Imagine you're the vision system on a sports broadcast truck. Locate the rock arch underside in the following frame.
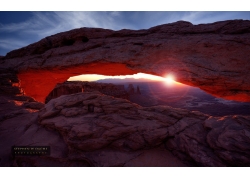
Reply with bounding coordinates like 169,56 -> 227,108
1,20 -> 250,167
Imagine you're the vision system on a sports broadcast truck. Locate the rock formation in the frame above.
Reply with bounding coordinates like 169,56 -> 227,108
136,86 -> 141,95
1,20 -> 250,102
0,71 -> 186,167
30,92 -> 250,166
1,69 -> 250,166
0,69 -> 44,121
127,84 -> 141,95
45,81 -> 129,103
127,84 -> 135,94
1,20 -> 250,167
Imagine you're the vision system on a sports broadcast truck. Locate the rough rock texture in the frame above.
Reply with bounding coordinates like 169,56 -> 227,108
0,94 -> 78,167
1,20 -> 250,167
45,81 -> 129,103
0,98 -> 186,167
0,69 -> 44,112
0,71 -> 186,167
166,115 -> 250,166
0,69 -> 23,96
1,20 -> 250,102
0,70 -> 68,166
1,76 -> 250,167
38,92 -> 250,166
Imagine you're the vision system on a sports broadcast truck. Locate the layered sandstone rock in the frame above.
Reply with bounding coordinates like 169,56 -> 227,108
0,69 -> 22,96
1,20 -> 250,102
0,69 -> 44,111
38,92 -> 250,166
1,82 -> 250,167
1,20 -> 250,167
0,70 -> 185,167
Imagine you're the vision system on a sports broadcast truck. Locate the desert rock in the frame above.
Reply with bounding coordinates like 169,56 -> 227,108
1,20 -> 250,167
0,20 -> 250,102
38,92 -> 250,166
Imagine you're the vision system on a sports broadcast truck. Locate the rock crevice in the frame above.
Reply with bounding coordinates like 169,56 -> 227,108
37,92 -> 250,166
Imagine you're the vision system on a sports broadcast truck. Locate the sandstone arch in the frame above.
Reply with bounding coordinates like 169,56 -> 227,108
1,20 -> 250,102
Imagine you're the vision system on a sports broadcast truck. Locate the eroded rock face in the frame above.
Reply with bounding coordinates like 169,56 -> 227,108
0,69 -> 22,96
1,20 -> 250,167
38,92 -> 250,166
1,78 -> 250,167
1,20 -> 250,102
0,69 -> 186,167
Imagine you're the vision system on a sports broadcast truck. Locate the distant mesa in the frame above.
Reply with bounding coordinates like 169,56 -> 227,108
96,78 -> 156,84
45,81 -> 130,103
136,86 -> 141,94
127,84 -> 135,94
127,84 -> 141,95
45,80 -> 144,104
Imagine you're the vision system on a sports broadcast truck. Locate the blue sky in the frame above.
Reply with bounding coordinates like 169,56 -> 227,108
0,11 -> 250,56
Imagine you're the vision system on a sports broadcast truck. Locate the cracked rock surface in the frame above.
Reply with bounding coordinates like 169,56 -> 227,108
38,92 -> 250,166
0,70 -> 186,166
1,75 -> 250,166
1,20 -> 250,102
1,20 -> 250,167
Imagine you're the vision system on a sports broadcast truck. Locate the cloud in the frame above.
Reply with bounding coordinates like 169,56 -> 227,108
0,11 -> 249,55
148,11 -> 250,26
0,12 -> 125,39
1,11 -> 249,37
0,12 -> 126,55
0,38 -> 29,51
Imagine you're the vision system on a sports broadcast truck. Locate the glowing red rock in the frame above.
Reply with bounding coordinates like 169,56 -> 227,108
1,20 -> 250,102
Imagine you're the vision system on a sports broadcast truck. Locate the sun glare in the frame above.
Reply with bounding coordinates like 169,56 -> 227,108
165,75 -> 175,85
67,72 -> 182,85
68,73 -> 166,82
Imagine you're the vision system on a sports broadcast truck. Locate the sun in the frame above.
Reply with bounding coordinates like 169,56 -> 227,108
165,75 -> 175,85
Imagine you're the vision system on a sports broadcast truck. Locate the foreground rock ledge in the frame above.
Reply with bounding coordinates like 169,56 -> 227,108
1,20 -> 250,102
1,69 -> 250,167
38,92 -> 250,166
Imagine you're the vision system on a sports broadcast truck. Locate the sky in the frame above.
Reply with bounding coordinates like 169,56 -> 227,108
0,11 -> 250,82
0,11 -> 250,56
68,73 -> 176,82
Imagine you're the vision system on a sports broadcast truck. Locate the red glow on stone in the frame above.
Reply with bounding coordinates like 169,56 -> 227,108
18,63 -> 138,102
